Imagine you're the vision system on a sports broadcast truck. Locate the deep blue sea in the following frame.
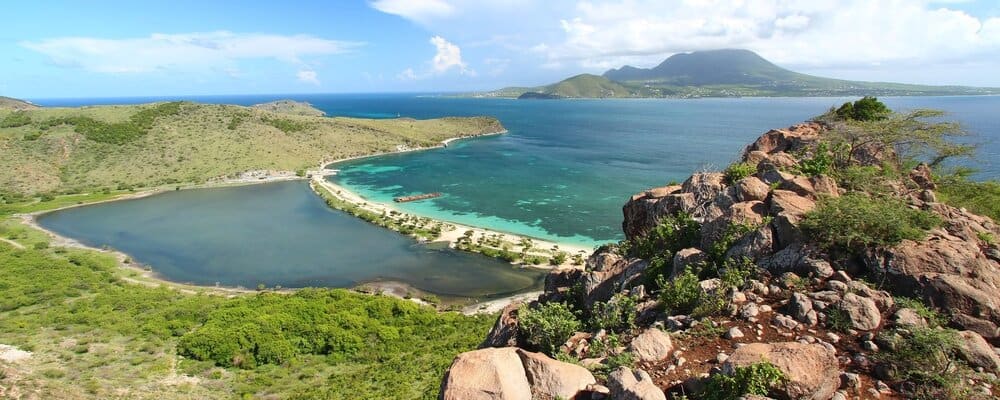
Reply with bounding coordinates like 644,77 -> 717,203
35,94 -> 1000,246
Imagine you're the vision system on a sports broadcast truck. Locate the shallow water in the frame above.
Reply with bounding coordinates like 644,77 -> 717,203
36,181 -> 545,297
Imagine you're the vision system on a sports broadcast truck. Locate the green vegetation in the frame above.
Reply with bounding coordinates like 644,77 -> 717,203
588,292 -> 638,333
875,327 -> 982,399
0,101 -> 503,196
835,96 -> 891,121
700,362 -> 786,400
723,162 -> 756,184
517,74 -> 639,99
0,111 -> 32,128
796,142 -> 835,176
801,193 -> 940,252
0,228 -> 493,399
656,266 -> 702,315
894,297 -> 947,327
518,302 -> 581,355
936,173 -> 1000,221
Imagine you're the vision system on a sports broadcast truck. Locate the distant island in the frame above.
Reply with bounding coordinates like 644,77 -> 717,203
468,49 -> 1000,99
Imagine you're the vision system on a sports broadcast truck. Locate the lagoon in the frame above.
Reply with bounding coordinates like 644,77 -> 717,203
36,181 -> 545,298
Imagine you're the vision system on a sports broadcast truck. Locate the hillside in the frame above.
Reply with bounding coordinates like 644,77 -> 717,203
250,100 -> 325,116
0,101 -> 503,197
0,96 -> 39,111
476,49 -> 999,98
517,74 -> 641,99
440,101 -> 1000,399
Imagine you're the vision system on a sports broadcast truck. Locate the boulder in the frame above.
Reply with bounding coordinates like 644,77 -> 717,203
580,256 -> 650,307
630,328 -> 674,363
440,347 -> 532,400
672,248 -> 708,278
517,349 -> 597,399
909,164 -> 936,190
769,190 -> 816,217
724,226 -> 775,263
541,267 -> 584,303
682,172 -> 727,207
838,293 -> 881,331
952,313 -> 1000,339
779,176 -> 816,198
790,292 -> 815,324
737,176 -> 771,202
724,342 -> 839,400
607,367 -> 666,400
810,175 -> 840,198
892,308 -> 927,328
956,331 -> 1000,372
744,123 -> 822,155
480,303 -> 522,348
768,152 -> 800,169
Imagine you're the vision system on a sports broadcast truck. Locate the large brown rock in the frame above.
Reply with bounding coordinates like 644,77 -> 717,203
480,303 -> 522,348
672,248 -> 708,278
737,176 -> 772,202
769,190 -> 816,217
607,367 -> 666,400
517,349 -> 597,399
725,226 -> 775,263
779,176 -> 816,198
630,328 -> 674,363
744,123 -> 822,155
579,254 -> 649,307
439,347 -> 531,400
810,175 -> 840,198
682,172 -> 727,207
838,293 -> 882,331
724,342 -> 839,400
956,331 -> 1000,372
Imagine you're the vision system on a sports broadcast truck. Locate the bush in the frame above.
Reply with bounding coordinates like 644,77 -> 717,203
656,266 -> 702,315
518,302 -> 581,355
875,327 -> 963,395
797,143 -> 834,176
724,162 -> 756,184
0,111 -> 32,128
894,297 -> 946,327
700,362 -> 786,400
589,293 -> 637,332
801,193 -> 940,252
835,96 -> 890,121
549,251 -> 568,265
623,212 -> 700,261
936,175 -> 1000,221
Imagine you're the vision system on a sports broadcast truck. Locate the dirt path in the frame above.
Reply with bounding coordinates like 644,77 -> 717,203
0,237 -> 25,249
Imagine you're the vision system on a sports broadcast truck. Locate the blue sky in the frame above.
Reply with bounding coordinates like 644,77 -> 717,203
3,0 -> 999,98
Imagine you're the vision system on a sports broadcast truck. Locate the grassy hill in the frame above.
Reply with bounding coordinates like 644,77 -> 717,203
0,101 -> 503,197
250,100 -> 326,116
477,49 -> 999,98
517,74 -> 641,99
0,96 -> 39,111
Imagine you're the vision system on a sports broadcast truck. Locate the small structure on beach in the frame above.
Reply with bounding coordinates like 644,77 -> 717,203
394,193 -> 441,203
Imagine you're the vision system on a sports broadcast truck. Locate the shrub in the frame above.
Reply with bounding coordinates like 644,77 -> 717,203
875,327 -> 962,394
0,111 -> 32,128
707,220 -> 763,264
797,143 -> 834,176
518,302 -> 581,355
825,308 -> 851,332
700,362 -> 786,400
624,212 -> 700,261
894,297 -> 946,327
550,251 -> 568,265
724,162 -> 756,185
835,96 -> 890,122
656,266 -> 702,315
936,175 -> 1000,221
801,193 -> 940,252
589,293 -> 637,332
719,257 -> 756,290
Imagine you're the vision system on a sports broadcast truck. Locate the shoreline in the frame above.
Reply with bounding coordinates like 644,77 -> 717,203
8,128 -> 585,313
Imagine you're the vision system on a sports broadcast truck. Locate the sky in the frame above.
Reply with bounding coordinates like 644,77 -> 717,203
2,0 -> 999,98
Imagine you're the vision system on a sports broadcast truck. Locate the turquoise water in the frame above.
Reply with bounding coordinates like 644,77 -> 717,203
36,181 -> 545,297
320,96 -> 1000,246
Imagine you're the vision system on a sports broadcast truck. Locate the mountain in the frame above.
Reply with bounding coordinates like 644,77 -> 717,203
603,49 -> 804,85
0,96 -> 40,110
474,49 -> 999,99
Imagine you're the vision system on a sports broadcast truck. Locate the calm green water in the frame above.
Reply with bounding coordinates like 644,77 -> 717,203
36,181 -> 544,297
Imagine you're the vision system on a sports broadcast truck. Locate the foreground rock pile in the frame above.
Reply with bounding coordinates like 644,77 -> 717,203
439,122 -> 1000,399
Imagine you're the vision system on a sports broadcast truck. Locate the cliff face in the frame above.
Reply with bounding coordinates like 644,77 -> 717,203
439,121 -> 1000,400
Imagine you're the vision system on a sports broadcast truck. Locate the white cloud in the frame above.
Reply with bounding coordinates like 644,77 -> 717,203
297,69 -> 320,85
21,31 -> 362,79
370,0 -> 455,25
397,67 -> 421,80
430,35 -> 472,74
535,0 -> 1000,72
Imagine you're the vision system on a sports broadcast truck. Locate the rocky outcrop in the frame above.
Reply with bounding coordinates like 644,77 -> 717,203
724,342 -> 840,400
452,120 -> 1000,399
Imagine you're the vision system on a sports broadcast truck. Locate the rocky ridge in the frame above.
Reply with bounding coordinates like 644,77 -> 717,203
439,120 -> 1000,399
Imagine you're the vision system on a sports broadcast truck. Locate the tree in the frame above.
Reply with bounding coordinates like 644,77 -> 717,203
828,109 -> 972,168
835,96 -> 890,122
